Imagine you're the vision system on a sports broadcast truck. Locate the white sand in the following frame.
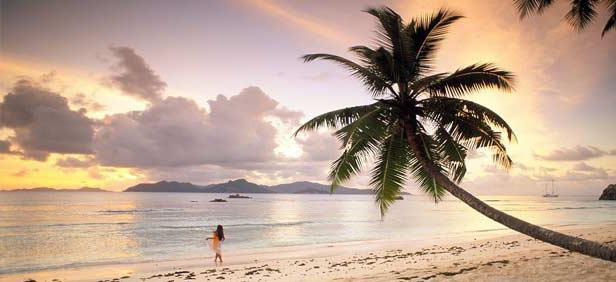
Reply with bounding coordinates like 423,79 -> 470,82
3,224 -> 615,282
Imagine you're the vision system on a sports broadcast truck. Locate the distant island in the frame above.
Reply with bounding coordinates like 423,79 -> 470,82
0,179 -> 412,195
2,187 -> 111,192
124,179 -> 411,195
599,184 -> 616,200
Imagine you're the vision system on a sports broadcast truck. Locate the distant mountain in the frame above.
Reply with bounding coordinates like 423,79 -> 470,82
270,181 -> 367,194
270,181 -> 410,195
202,179 -> 273,193
124,179 -> 273,193
124,179 -> 409,195
124,181 -> 203,192
3,187 -> 110,192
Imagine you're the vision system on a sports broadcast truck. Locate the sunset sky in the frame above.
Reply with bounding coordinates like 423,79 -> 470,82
1,0 -> 614,195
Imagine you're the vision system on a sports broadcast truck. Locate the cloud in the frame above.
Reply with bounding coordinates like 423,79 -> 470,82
70,93 -> 106,112
302,72 -> 332,81
11,169 -> 29,177
270,107 -> 303,124
94,86 -> 294,168
142,165 -> 252,185
298,132 -> 339,162
0,140 -> 12,153
563,162 -> 610,181
87,167 -> 104,179
2,46 -> 332,186
571,162 -> 595,172
534,145 -> 614,161
0,79 -> 94,160
139,159 -> 334,187
460,160 -> 616,196
56,156 -> 96,168
107,46 -> 166,102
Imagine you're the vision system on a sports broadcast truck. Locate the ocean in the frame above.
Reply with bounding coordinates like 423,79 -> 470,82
1,192 -> 614,275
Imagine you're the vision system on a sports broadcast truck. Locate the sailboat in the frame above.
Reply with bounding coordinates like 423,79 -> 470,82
542,180 -> 559,198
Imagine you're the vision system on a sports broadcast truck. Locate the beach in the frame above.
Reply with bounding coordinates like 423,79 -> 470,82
4,223 -> 615,282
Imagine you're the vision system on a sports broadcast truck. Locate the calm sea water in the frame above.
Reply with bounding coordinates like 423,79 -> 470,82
0,192 -> 614,274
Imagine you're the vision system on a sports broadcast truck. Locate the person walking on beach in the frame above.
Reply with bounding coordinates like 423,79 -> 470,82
206,225 -> 225,263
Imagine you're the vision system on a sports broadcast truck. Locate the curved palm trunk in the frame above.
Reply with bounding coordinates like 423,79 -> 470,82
404,125 -> 616,262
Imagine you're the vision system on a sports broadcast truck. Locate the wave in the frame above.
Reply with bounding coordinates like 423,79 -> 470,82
98,208 -> 183,214
547,206 -> 611,210
0,256 -> 156,275
471,228 -> 507,233
159,220 -> 316,230
500,205 -> 614,212
0,222 -> 131,229
158,219 -> 380,230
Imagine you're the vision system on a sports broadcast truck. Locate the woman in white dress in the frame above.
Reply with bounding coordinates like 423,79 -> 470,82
206,225 -> 225,263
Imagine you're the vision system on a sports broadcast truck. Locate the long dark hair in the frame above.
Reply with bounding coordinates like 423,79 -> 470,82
215,225 -> 224,241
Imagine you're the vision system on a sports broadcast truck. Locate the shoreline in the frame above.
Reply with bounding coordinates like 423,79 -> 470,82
3,223 -> 615,282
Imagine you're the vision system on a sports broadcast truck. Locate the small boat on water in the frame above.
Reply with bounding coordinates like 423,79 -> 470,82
542,180 -> 559,198
210,198 -> 227,202
229,194 -> 251,199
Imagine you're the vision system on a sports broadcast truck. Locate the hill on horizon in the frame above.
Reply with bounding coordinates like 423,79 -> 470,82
2,187 -> 111,192
123,179 -> 411,195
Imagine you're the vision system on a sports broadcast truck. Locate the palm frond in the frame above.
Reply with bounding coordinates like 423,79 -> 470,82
329,141 -> 373,193
330,114 -> 391,191
408,72 -> 447,95
373,47 -> 397,83
421,108 -> 512,170
370,128 -> 410,216
334,106 -> 386,147
426,64 -> 515,98
407,9 -> 464,77
514,0 -> 555,18
349,45 -> 378,65
364,6 -> 411,82
602,0 -> 616,37
565,0 -> 599,31
408,129 -> 448,202
451,117 -> 513,170
294,104 -> 379,136
363,7 -> 400,50
302,53 -> 392,96
420,97 -> 517,142
349,46 -> 400,87
434,127 -> 467,183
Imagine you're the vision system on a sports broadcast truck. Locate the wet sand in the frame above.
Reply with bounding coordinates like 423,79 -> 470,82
4,224 -> 615,282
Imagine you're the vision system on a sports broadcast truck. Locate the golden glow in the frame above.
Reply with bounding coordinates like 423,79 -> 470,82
246,0 -> 353,44
0,154 -> 140,190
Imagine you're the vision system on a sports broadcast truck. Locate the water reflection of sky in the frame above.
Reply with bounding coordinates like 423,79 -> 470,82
0,192 -> 140,274
1,192 -> 615,274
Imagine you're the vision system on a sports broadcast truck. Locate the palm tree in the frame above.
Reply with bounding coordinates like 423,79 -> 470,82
295,7 -> 616,261
514,0 -> 616,37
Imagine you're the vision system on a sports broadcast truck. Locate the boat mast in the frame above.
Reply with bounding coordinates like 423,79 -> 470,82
551,179 -> 555,195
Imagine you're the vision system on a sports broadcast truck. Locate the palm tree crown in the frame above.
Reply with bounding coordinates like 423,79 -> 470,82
295,7 -> 516,215
296,6 -> 616,262
515,0 -> 616,37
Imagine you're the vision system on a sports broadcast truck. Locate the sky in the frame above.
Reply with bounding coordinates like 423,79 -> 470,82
0,0 -> 614,195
